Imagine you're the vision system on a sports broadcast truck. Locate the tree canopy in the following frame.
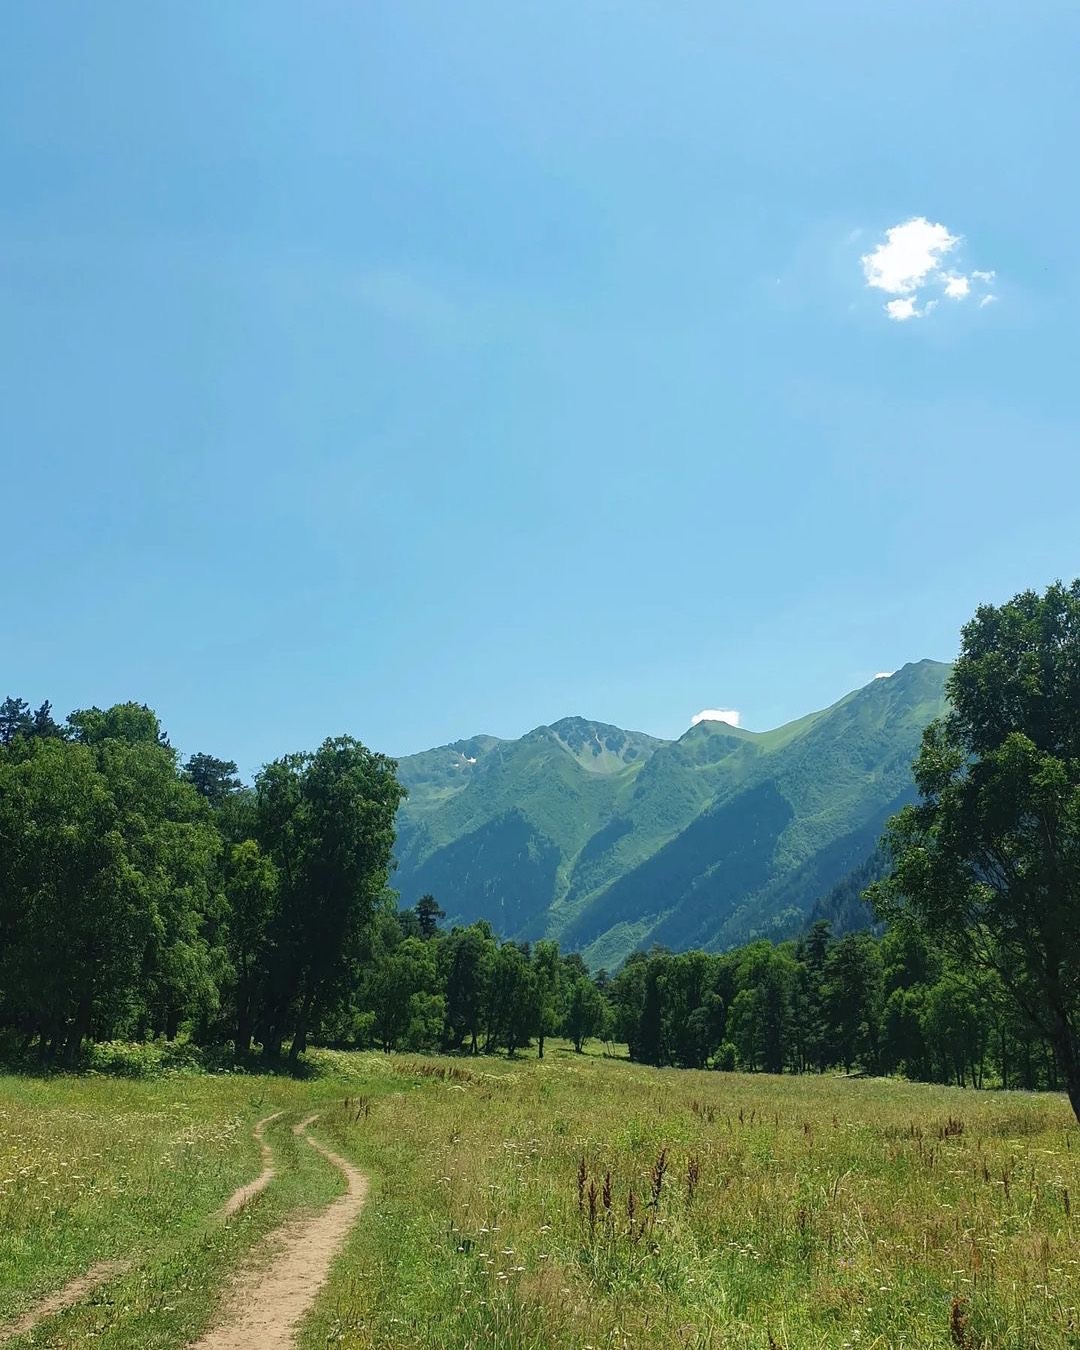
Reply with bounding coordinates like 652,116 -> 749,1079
871,580 -> 1080,1121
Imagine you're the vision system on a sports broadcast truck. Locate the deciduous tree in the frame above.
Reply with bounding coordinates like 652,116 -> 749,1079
872,581 -> 1080,1122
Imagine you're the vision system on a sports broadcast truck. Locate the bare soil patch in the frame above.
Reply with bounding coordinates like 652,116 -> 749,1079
191,1115 -> 368,1350
0,1260 -> 131,1344
220,1111 -> 283,1218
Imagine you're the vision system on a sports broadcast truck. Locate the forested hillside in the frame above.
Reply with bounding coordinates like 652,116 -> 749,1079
2,583 -> 1078,1121
394,660 -> 950,965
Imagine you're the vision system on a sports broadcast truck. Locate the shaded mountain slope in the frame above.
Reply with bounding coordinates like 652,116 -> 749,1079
393,661 -> 950,965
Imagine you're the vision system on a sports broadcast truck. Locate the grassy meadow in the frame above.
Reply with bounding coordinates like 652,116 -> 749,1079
2,1046 -> 1078,1349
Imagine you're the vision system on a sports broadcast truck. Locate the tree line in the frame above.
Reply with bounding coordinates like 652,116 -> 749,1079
1,581 -> 1078,1121
606,923 -> 1059,1090
0,700 -> 403,1064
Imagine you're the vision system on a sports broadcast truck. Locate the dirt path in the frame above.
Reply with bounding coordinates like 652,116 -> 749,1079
0,1261 -> 131,1344
220,1111 -> 283,1218
191,1114 -> 369,1350
0,1109 -> 287,1344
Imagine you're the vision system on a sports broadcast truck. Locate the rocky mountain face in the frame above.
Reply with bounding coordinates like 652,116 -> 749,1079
393,660 -> 950,967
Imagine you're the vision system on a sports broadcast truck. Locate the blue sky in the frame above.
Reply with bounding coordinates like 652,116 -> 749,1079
3,3 -> 1078,774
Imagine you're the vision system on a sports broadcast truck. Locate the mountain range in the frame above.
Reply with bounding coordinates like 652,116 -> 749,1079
392,660 -> 950,968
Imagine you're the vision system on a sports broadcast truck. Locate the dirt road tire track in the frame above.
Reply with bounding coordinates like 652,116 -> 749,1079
0,1107 -> 288,1344
191,1113 -> 369,1350
0,1261 -> 132,1345
220,1111 -> 284,1218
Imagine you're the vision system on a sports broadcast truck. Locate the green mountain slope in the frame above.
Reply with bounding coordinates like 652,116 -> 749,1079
392,661 -> 950,966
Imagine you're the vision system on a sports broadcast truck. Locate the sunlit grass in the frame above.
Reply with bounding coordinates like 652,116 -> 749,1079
305,1045 -> 1080,1350
2,1048 -> 1078,1348
0,1066 -> 391,1347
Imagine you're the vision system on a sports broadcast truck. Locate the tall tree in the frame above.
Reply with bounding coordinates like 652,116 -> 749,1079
532,939 -> 562,1059
254,737 -> 405,1060
872,580 -> 1080,1122
441,923 -> 496,1053
0,708 -> 220,1059
30,702 -> 62,739
222,839 -> 278,1054
0,697 -> 31,746
564,974 -> 605,1052
0,738 -> 141,1059
183,753 -> 243,807
415,893 -> 446,940
370,936 -> 438,1053
484,942 -> 536,1055
822,933 -> 882,1074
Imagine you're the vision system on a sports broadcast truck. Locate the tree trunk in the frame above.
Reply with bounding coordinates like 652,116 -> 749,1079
289,991 -> 314,1064
289,1023 -> 308,1063
63,995 -> 93,1066
235,1013 -> 253,1059
1050,1011 -> 1080,1126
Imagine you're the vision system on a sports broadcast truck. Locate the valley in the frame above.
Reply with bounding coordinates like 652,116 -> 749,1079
394,660 -> 950,966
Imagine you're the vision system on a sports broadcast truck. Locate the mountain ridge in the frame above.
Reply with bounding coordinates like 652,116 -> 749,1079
393,660 -> 950,966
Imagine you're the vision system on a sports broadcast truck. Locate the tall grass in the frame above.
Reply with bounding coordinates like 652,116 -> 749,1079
2,1048 -> 1077,1347
0,1064 -> 394,1346
304,1049 -> 1080,1349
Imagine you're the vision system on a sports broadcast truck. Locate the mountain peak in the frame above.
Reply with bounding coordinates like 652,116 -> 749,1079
545,717 -> 668,771
392,659 -> 951,966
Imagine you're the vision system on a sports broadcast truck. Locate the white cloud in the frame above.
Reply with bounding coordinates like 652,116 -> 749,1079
979,294 -> 997,308
886,296 -> 938,321
885,297 -> 919,321
943,273 -> 970,299
860,218 -> 996,320
861,218 -> 959,296
874,671 -> 895,679
691,708 -> 741,728
885,297 -> 917,321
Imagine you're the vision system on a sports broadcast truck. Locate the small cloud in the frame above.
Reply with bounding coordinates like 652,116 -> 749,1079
860,217 -> 996,320
886,297 -> 918,322
979,294 -> 997,308
691,708 -> 741,728
862,217 -> 959,296
943,273 -> 970,299
874,671 -> 894,680
886,297 -> 937,322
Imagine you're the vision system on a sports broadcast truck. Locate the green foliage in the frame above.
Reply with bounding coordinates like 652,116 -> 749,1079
564,974 -> 606,1051
0,720 -> 221,1060
415,892 -> 445,939
601,920 -> 1061,1093
393,664 -> 951,965
251,737 -> 406,1059
0,702 -> 406,1070
182,752 -> 243,807
872,580 -> 1080,1121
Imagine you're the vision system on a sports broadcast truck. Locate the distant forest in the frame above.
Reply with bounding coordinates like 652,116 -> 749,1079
2,581 -> 1079,1117
0,699 -> 1062,1095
